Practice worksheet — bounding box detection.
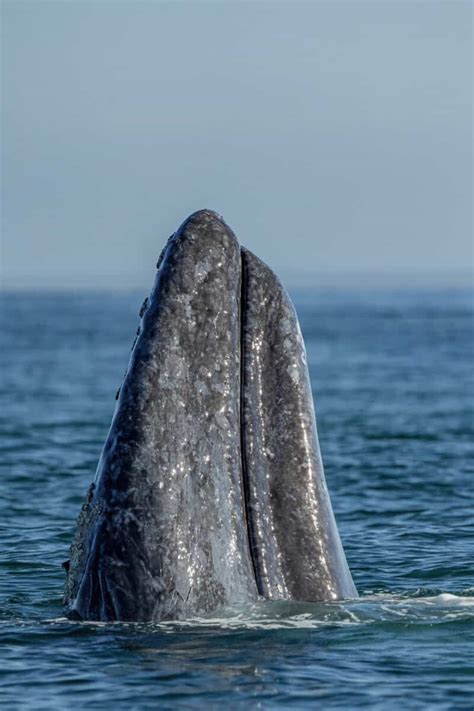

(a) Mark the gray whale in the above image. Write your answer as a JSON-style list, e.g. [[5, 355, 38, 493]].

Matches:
[[64, 209, 357, 621]]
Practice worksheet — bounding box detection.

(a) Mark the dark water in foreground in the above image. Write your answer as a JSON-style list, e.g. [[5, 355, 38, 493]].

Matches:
[[1, 288, 473, 710]]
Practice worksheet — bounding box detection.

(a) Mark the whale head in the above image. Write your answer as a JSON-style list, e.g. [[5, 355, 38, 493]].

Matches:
[[64, 209, 357, 621]]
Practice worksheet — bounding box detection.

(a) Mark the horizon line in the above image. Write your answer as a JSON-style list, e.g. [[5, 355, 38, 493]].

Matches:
[[1, 268, 473, 293]]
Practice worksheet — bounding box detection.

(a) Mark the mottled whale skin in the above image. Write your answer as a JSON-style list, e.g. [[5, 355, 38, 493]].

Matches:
[[64, 209, 357, 621], [241, 249, 356, 601]]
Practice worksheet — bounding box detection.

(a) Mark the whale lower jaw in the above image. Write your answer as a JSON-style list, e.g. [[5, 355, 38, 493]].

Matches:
[[64, 209, 357, 622]]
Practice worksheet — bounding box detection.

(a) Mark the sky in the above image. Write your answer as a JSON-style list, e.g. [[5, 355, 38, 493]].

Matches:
[[1, 0, 472, 290]]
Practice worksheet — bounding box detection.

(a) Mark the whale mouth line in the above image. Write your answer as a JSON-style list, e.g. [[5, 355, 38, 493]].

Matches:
[[64, 210, 357, 622], [239, 248, 264, 598]]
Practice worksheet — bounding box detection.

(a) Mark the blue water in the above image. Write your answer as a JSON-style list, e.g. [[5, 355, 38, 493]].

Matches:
[[1, 288, 473, 710]]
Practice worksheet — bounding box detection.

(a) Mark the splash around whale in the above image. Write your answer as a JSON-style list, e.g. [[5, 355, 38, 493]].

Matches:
[[64, 209, 357, 622]]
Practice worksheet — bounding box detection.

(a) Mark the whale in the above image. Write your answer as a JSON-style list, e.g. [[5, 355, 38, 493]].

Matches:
[[64, 209, 357, 621]]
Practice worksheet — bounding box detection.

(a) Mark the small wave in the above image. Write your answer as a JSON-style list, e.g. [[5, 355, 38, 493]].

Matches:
[[37, 591, 474, 633], [416, 592, 474, 607]]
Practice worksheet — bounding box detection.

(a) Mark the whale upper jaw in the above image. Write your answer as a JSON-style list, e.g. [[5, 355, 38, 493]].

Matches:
[[64, 210, 357, 622]]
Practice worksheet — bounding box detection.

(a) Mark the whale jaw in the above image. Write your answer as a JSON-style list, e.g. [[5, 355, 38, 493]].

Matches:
[[64, 210, 357, 622]]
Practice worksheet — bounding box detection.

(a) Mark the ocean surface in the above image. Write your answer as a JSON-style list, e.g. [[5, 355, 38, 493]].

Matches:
[[0, 287, 473, 710]]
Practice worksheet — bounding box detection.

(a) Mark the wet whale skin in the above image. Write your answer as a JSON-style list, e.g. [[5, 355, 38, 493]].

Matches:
[[241, 248, 357, 601], [64, 209, 357, 621]]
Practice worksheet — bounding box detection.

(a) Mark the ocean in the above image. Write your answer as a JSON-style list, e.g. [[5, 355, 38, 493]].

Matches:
[[1, 288, 473, 709]]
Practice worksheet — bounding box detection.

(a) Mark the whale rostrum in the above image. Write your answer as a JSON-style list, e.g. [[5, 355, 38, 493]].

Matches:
[[64, 209, 357, 621]]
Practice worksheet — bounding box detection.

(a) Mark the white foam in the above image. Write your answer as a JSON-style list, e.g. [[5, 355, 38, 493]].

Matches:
[[421, 593, 474, 607], [42, 592, 474, 630]]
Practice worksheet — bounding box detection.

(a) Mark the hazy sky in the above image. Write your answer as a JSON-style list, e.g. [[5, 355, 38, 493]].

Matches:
[[1, 0, 472, 289]]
